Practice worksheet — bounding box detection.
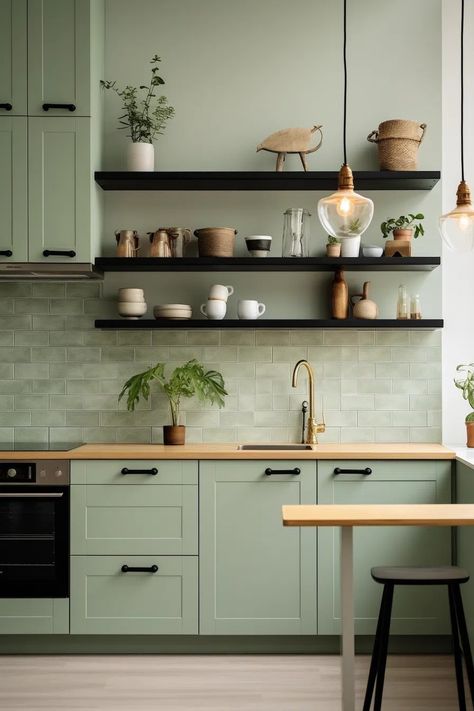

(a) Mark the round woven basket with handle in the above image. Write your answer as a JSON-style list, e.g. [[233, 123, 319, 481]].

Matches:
[[367, 119, 427, 171], [194, 227, 237, 257]]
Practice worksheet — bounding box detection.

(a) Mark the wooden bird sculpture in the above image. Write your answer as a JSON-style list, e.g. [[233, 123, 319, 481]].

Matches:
[[257, 124, 323, 171]]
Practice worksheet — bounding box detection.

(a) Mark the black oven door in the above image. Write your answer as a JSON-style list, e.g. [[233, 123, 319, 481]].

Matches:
[[0, 486, 69, 598]]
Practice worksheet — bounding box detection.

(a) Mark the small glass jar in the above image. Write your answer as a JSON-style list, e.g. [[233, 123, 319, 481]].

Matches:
[[397, 284, 409, 320], [282, 208, 311, 257], [410, 294, 422, 320]]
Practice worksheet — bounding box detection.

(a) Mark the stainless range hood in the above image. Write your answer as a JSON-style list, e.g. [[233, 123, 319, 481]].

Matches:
[[0, 263, 103, 279]]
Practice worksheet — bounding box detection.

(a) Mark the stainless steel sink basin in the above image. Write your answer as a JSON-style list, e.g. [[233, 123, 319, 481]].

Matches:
[[237, 444, 313, 451]]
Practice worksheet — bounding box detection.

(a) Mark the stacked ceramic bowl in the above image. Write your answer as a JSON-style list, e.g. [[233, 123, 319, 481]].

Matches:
[[117, 288, 147, 319], [245, 235, 272, 257], [154, 304, 192, 320]]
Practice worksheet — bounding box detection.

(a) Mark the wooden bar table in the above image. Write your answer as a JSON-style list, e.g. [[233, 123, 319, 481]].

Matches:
[[282, 503, 474, 711]]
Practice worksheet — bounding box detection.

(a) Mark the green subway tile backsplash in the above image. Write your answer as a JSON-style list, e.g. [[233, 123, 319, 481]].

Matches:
[[0, 282, 442, 446]]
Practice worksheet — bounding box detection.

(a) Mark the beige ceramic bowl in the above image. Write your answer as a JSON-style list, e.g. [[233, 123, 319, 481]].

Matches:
[[118, 288, 145, 302], [117, 301, 147, 318]]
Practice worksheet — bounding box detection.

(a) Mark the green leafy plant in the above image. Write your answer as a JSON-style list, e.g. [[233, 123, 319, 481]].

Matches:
[[381, 213, 425, 239], [340, 218, 362, 236], [327, 235, 340, 245], [119, 359, 227, 426], [101, 54, 175, 143], [454, 363, 474, 423]]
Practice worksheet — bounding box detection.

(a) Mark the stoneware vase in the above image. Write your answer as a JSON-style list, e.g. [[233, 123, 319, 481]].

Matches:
[[163, 425, 185, 445], [340, 235, 361, 258], [393, 228, 413, 241], [466, 421, 474, 448], [127, 142, 154, 171]]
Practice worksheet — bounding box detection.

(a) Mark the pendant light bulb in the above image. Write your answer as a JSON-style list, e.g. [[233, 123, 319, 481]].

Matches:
[[318, 164, 374, 239], [440, 180, 474, 251]]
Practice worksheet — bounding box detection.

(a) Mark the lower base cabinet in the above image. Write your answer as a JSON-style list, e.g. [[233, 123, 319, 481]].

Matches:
[[70, 556, 198, 634], [0, 599, 69, 634], [456, 461, 474, 639]]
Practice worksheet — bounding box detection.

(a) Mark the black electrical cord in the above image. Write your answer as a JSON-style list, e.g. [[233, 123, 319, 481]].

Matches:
[[343, 0, 348, 166], [461, 0, 465, 181]]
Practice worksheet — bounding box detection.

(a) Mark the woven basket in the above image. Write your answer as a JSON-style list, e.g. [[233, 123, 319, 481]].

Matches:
[[194, 227, 237, 257], [367, 120, 427, 171]]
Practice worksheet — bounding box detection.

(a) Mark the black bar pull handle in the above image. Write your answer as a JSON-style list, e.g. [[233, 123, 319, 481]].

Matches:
[[265, 467, 301, 476], [0, 103, 12, 111], [334, 467, 372, 475], [121, 467, 158, 476], [0, 250, 12, 257], [43, 249, 76, 258], [42, 103, 76, 112], [121, 564, 158, 574]]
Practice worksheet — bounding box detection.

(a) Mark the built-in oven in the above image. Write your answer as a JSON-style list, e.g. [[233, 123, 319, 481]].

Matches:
[[0, 460, 69, 598]]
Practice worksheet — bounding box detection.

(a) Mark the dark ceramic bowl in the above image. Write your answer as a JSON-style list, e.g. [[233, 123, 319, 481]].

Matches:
[[245, 237, 272, 253]]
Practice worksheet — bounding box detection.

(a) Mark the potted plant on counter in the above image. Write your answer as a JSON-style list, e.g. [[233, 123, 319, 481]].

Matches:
[[101, 54, 175, 171], [381, 213, 425, 241], [326, 235, 341, 257], [454, 363, 474, 447], [119, 359, 227, 445]]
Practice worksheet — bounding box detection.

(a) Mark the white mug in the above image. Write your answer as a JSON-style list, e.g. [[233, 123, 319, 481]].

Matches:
[[208, 284, 234, 302], [200, 300, 227, 320], [238, 300, 266, 320]]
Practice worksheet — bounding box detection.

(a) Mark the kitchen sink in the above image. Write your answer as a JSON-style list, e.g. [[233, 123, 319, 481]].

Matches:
[[237, 444, 313, 450]]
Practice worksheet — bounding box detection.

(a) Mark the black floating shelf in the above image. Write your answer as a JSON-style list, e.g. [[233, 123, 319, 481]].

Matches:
[[95, 319, 444, 330], [94, 170, 440, 192], [95, 257, 440, 273]]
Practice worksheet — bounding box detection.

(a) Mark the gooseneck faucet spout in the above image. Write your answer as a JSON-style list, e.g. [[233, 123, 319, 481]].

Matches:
[[291, 359, 325, 445]]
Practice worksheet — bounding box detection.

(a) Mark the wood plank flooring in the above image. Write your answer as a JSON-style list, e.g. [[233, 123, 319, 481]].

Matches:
[[0, 654, 465, 710]]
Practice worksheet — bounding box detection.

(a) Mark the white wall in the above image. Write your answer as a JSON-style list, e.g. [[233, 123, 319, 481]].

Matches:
[[442, 0, 474, 444]]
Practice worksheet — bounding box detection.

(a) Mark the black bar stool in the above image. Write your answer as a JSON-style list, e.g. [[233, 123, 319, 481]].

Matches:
[[363, 566, 474, 711]]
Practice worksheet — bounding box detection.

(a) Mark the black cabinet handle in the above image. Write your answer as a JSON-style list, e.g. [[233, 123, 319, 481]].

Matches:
[[42, 103, 76, 112], [43, 250, 76, 258], [121, 467, 158, 476], [265, 467, 301, 476], [0, 103, 12, 111], [0, 250, 12, 257], [121, 564, 158, 574], [334, 467, 372, 475]]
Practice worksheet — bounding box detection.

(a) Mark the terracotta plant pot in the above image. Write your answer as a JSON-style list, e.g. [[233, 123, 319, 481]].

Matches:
[[163, 425, 186, 445], [326, 243, 341, 257], [466, 421, 474, 448], [393, 228, 413, 241]]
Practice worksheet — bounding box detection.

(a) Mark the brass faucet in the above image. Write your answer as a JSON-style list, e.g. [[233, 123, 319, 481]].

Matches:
[[291, 359, 325, 444]]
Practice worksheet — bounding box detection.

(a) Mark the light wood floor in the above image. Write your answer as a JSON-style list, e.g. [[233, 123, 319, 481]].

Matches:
[[0, 654, 467, 710]]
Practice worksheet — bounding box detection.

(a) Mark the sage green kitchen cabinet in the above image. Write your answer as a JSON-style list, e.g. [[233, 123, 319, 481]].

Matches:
[[318, 460, 452, 635], [28, 117, 92, 261], [71, 459, 198, 486], [199, 460, 317, 635], [455, 461, 474, 638], [0, 117, 28, 261], [0, 598, 69, 634], [70, 556, 198, 635], [0, 0, 27, 115]]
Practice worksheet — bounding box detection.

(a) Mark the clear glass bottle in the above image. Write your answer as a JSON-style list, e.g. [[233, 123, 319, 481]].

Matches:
[[282, 208, 311, 257], [397, 284, 409, 319], [410, 293, 422, 320]]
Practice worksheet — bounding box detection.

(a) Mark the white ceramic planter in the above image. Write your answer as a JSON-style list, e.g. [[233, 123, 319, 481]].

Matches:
[[127, 142, 154, 171], [340, 235, 361, 258]]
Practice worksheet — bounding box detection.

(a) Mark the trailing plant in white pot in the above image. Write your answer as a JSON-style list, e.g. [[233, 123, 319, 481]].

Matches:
[[101, 54, 175, 171]]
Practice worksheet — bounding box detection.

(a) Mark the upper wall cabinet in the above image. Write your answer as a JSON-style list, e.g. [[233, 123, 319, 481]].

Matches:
[[28, 0, 93, 116], [0, 117, 28, 260], [0, 0, 28, 115]]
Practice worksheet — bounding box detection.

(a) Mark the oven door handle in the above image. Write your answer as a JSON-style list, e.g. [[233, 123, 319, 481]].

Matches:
[[0, 492, 64, 497]]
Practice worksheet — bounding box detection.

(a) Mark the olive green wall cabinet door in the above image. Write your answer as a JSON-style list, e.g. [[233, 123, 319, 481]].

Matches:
[[28, 117, 91, 262], [0, 0, 27, 115], [28, 0, 91, 116], [318, 460, 452, 636], [200, 460, 317, 635], [70, 556, 198, 635], [0, 598, 69, 634], [71, 484, 198, 555], [0, 117, 27, 261], [455, 461, 474, 638]]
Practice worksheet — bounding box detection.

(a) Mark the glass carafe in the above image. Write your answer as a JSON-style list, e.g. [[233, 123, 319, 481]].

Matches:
[[282, 208, 311, 257]]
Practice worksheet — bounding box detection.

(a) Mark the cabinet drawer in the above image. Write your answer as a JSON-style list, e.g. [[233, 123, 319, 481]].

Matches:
[[71, 460, 197, 485], [318, 459, 452, 482], [71, 484, 198, 555], [70, 556, 198, 635], [0, 598, 68, 634]]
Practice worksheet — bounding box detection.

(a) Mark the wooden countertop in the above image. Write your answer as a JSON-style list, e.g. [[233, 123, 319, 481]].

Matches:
[[0, 443, 456, 460], [282, 503, 474, 527]]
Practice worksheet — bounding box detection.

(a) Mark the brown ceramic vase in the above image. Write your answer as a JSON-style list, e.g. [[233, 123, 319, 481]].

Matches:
[[393, 228, 413, 241], [163, 425, 186, 445], [466, 421, 474, 448]]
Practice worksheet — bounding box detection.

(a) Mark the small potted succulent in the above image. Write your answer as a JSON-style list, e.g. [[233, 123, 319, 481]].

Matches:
[[454, 363, 474, 448], [101, 54, 175, 171], [119, 359, 227, 445], [326, 235, 341, 257], [381, 213, 425, 241]]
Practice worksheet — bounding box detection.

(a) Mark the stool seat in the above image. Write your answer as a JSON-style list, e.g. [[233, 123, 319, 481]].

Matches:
[[371, 565, 469, 585]]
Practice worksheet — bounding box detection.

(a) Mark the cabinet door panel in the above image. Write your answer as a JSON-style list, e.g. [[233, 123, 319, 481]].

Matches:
[[318, 460, 452, 635], [0, 0, 27, 115], [0, 598, 68, 634], [0, 117, 27, 261], [28, 117, 90, 261], [200, 460, 317, 635], [28, 0, 90, 116], [456, 461, 474, 638]]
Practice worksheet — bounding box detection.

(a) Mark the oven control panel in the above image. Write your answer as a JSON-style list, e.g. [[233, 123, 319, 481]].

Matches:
[[0, 460, 70, 484]]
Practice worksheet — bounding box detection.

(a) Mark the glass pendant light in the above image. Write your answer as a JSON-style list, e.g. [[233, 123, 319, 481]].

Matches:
[[439, 0, 474, 251], [318, 0, 373, 240]]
